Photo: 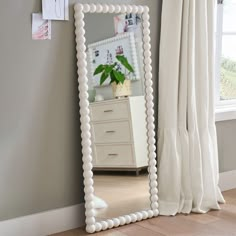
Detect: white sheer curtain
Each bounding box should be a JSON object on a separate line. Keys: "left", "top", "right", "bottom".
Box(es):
{"left": 158, "top": 0, "right": 225, "bottom": 215}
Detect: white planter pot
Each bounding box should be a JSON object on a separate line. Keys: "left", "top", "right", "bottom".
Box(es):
{"left": 111, "top": 80, "right": 132, "bottom": 98}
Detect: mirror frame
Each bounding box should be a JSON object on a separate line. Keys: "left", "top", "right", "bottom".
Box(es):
{"left": 74, "top": 3, "right": 158, "bottom": 233}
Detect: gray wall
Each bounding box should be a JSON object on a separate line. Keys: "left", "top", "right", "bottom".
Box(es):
{"left": 216, "top": 120, "right": 236, "bottom": 172}
{"left": 0, "top": 0, "right": 84, "bottom": 221}
{"left": 85, "top": 13, "right": 116, "bottom": 45}
{"left": 0, "top": 0, "right": 161, "bottom": 221}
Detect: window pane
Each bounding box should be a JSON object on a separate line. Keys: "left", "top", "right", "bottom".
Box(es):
{"left": 220, "top": 35, "right": 236, "bottom": 100}
{"left": 223, "top": 0, "right": 236, "bottom": 32}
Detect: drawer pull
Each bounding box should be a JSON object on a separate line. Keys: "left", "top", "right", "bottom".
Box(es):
{"left": 104, "top": 109, "right": 113, "bottom": 113}
{"left": 105, "top": 130, "right": 115, "bottom": 133}
{"left": 108, "top": 153, "right": 118, "bottom": 156}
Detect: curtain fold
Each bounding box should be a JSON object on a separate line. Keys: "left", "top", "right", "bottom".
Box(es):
{"left": 158, "top": 0, "right": 225, "bottom": 216}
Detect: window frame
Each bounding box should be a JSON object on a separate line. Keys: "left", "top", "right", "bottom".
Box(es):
{"left": 215, "top": 0, "right": 236, "bottom": 121}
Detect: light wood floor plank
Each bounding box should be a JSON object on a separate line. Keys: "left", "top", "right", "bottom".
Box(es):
{"left": 118, "top": 224, "right": 165, "bottom": 236}
{"left": 52, "top": 228, "right": 125, "bottom": 236}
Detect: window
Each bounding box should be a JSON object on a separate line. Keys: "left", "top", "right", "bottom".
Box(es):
{"left": 215, "top": 0, "right": 236, "bottom": 108}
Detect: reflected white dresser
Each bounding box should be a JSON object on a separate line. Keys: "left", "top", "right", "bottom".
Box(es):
{"left": 89, "top": 96, "right": 148, "bottom": 175}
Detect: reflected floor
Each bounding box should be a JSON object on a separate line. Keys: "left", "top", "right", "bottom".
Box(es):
{"left": 94, "top": 174, "right": 150, "bottom": 221}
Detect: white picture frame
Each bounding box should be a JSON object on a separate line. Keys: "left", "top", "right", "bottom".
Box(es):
{"left": 74, "top": 3, "right": 158, "bottom": 233}
{"left": 88, "top": 32, "right": 140, "bottom": 87}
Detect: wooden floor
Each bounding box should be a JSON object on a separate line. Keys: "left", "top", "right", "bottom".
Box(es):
{"left": 93, "top": 174, "right": 150, "bottom": 220}
{"left": 52, "top": 189, "right": 236, "bottom": 236}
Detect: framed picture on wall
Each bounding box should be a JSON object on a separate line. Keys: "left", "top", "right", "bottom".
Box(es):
{"left": 87, "top": 32, "right": 140, "bottom": 87}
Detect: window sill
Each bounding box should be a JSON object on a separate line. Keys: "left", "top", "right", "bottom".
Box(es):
{"left": 215, "top": 107, "right": 236, "bottom": 122}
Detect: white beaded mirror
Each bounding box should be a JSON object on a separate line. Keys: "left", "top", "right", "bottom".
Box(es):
{"left": 74, "top": 3, "right": 158, "bottom": 233}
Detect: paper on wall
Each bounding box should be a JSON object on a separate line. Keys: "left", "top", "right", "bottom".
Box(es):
{"left": 42, "top": 0, "right": 69, "bottom": 21}
{"left": 114, "top": 13, "right": 142, "bottom": 40}
{"left": 32, "top": 13, "right": 51, "bottom": 40}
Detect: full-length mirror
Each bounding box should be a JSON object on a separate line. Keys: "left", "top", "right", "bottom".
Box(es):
{"left": 85, "top": 11, "right": 148, "bottom": 221}
{"left": 74, "top": 4, "right": 158, "bottom": 233}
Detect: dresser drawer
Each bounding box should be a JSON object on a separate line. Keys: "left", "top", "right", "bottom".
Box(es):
{"left": 94, "top": 144, "right": 134, "bottom": 167}
{"left": 90, "top": 101, "right": 129, "bottom": 122}
{"left": 92, "top": 121, "right": 131, "bottom": 144}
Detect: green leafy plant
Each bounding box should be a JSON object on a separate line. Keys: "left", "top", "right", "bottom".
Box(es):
{"left": 93, "top": 55, "right": 134, "bottom": 86}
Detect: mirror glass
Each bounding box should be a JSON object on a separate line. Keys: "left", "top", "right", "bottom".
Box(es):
{"left": 84, "top": 12, "right": 150, "bottom": 221}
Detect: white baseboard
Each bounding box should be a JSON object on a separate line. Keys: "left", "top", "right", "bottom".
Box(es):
{"left": 219, "top": 170, "right": 236, "bottom": 192}
{"left": 0, "top": 203, "right": 85, "bottom": 236}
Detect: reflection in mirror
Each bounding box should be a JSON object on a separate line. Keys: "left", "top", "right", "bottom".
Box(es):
{"left": 84, "top": 12, "right": 149, "bottom": 221}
